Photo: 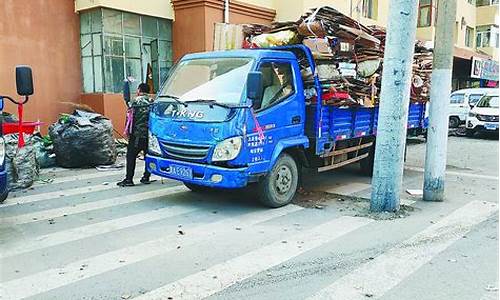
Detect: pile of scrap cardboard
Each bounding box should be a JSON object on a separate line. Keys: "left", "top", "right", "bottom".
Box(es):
{"left": 214, "top": 6, "right": 433, "bottom": 107}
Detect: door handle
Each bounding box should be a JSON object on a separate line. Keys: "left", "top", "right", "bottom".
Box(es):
{"left": 292, "top": 116, "right": 301, "bottom": 124}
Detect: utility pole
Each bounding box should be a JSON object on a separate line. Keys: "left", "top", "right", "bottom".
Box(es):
{"left": 370, "top": 0, "right": 419, "bottom": 212}
{"left": 423, "top": 0, "right": 457, "bottom": 201}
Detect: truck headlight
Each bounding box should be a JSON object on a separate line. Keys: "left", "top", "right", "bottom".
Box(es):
{"left": 212, "top": 137, "right": 242, "bottom": 162}
{"left": 148, "top": 131, "right": 162, "bottom": 155}
{"left": 0, "top": 137, "right": 4, "bottom": 166}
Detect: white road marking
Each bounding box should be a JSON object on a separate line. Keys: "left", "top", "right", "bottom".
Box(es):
{"left": 0, "top": 205, "right": 303, "bottom": 300}
{"left": 1, "top": 185, "right": 188, "bottom": 225}
{"left": 405, "top": 166, "right": 499, "bottom": 181}
{"left": 33, "top": 170, "right": 123, "bottom": 187}
{"left": 400, "top": 199, "right": 416, "bottom": 206}
{"left": 325, "top": 182, "right": 416, "bottom": 206}
{"left": 135, "top": 216, "right": 373, "bottom": 300}
{"left": 1, "top": 184, "right": 117, "bottom": 208}
{"left": 1, "top": 205, "right": 198, "bottom": 258}
{"left": 308, "top": 200, "right": 498, "bottom": 300}
{"left": 326, "top": 182, "right": 371, "bottom": 196}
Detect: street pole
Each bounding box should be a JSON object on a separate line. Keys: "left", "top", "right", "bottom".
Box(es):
{"left": 423, "top": 0, "right": 457, "bottom": 201}
{"left": 370, "top": 0, "right": 419, "bottom": 212}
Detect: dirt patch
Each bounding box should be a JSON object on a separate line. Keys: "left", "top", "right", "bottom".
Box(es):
{"left": 294, "top": 188, "right": 417, "bottom": 220}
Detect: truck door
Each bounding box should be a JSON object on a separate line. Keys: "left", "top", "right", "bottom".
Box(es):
{"left": 249, "top": 60, "right": 304, "bottom": 163}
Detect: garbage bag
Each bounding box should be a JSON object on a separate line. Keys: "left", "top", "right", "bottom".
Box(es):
{"left": 49, "top": 110, "right": 117, "bottom": 168}
{"left": 32, "top": 135, "right": 56, "bottom": 169}
{"left": 5, "top": 134, "right": 40, "bottom": 190}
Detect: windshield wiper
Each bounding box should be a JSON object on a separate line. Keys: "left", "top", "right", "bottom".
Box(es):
{"left": 157, "top": 94, "right": 188, "bottom": 107}
{"left": 184, "top": 99, "right": 250, "bottom": 109}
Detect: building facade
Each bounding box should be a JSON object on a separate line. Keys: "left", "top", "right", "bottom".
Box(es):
{"left": 0, "top": 0, "right": 498, "bottom": 133}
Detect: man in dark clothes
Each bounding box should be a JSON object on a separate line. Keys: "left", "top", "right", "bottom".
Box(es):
{"left": 117, "top": 83, "right": 152, "bottom": 187}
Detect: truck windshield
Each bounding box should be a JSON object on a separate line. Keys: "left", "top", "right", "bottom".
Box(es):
{"left": 159, "top": 57, "right": 254, "bottom": 105}
{"left": 476, "top": 95, "right": 499, "bottom": 108}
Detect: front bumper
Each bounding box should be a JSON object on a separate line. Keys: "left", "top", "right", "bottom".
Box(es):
{"left": 466, "top": 117, "right": 499, "bottom": 132}
{"left": 145, "top": 155, "right": 250, "bottom": 189}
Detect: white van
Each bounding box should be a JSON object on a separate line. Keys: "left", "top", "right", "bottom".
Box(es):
{"left": 466, "top": 93, "right": 499, "bottom": 136}
{"left": 449, "top": 88, "right": 497, "bottom": 127}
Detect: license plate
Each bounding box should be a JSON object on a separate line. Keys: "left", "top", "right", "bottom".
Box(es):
{"left": 485, "top": 123, "right": 498, "bottom": 130}
{"left": 169, "top": 164, "right": 193, "bottom": 179}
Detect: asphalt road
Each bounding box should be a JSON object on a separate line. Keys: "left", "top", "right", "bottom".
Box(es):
{"left": 0, "top": 135, "right": 498, "bottom": 300}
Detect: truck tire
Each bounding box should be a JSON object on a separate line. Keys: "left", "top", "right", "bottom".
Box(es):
{"left": 360, "top": 145, "right": 375, "bottom": 176}
{"left": 258, "top": 153, "right": 299, "bottom": 208}
{"left": 449, "top": 116, "right": 460, "bottom": 128}
{"left": 465, "top": 128, "right": 475, "bottom": 137}
{"left": 184, "top": 182, "right": 212, "bottom": 193}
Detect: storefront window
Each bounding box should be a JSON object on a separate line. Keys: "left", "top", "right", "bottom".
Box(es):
{"left": 79, "top": 8, "right": 173, "bottom": 94}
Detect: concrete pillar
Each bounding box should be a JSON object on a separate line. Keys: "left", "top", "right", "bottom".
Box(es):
{"left": 370, "top": 0, "right": 419, "bottom": 212}
{"left": 423, "top": 0, "right": 457, "bottom": 201}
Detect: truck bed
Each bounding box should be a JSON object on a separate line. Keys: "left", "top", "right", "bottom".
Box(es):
{"left": 306, "top": 102, "right": 427, "bottom": 154}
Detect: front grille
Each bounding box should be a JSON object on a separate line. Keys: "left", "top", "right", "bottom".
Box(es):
{"left": 161, "top": 141, "right": 211, "bottom": 161}
{"left": 477, "top": 115, "right": 499, "bottom": 122}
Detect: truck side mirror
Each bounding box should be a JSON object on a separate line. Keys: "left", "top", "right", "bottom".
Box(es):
{"left": 16, "top": 65, "right": 34, "bottom": 96}
{"left": 247, "top": 71, "right": 263, "bottom": 108}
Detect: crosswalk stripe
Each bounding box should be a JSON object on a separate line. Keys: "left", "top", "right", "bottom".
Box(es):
{"left": 0, "top": 204, "right": 303, "bottom": 300}
{"left": 2, "top": 184, "right": 117, "bottom": 208}
{"left": 1, "top": 185, "right": 188, "bottom": 225}
{"left": 307, "top": 200, "right": 498, "bottom": 300}
{"left": 1, "top": 205, "right": 199, "bottom": 258}
{"left": 135, "top": 216, "right": 373, "bottom": 300}
{"left": 33, "top": 170, "right": 123, "bottom": 187}
{"left": 405, "top": 166, "right": 499, "bottom": 181}
{"left": 326, "top": 182, "right": 371, "bottom": 196}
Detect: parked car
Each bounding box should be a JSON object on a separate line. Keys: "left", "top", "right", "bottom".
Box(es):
{"left": 466, "top": 94, "right": 499, "bottom": 136}
{"left": 449, "top": 88, "right": 496, "bottom": 128}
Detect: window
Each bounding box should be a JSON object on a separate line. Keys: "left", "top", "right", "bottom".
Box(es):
{"left": 418, "top": 0, "right": 433, "bottom": 27}
{"left": 476, "top": 25, "right": 495, "bottom": 48}
{"left": 362, "top": 0, "right": 377, "bottom": 20}
{"left": 476, "top": 95, "right": 499, "bottom": 108}
{"left": 476, "top": 0, "right": 499, "bottom": 6}
{"left": 465, "top": 26, "right": 474, "bottom": 48}
{"left": 450, "top": 94, "right": 465, "bottom": 104}
{"left": 79, "top": 8, "right": 173, "bottom": 94}
{"left": 468, "top": 94, "right": 483, "bottom": 105}
{"left": 468, "top": 0, "right": 476, "bottom": 4}
{"left": 255, "top": 62, "right": 295, "bottom": 111}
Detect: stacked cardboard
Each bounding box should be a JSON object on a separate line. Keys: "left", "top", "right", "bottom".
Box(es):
{"left": 213, "top": 5, "right": 433, "bottom": 107}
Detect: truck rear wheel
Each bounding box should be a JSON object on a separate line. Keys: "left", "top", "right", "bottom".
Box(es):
{"left": 258, "top": 153, "right": 299, "bottom": 208}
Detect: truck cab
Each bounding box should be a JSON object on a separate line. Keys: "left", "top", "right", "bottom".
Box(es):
{"left": 146, "top": 46, "right": 426, "bottom": 207}
{"left": 146, "top": 49, "right": 307, "bottom": 207}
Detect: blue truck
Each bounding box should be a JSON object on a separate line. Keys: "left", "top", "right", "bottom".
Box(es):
{"left": 0, "top": 66, "right": 35, "bottom": 202}
{"left": 146, "top": 45, "right": 427, "bottom": 207}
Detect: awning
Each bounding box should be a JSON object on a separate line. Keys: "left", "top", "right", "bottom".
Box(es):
{"left": 453, "top": 46, "right": 491, "bottom": 60}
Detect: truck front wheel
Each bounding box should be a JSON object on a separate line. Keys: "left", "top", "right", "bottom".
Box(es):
{"left": 258, "top": 154, "right": 299, "bottom": 208}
